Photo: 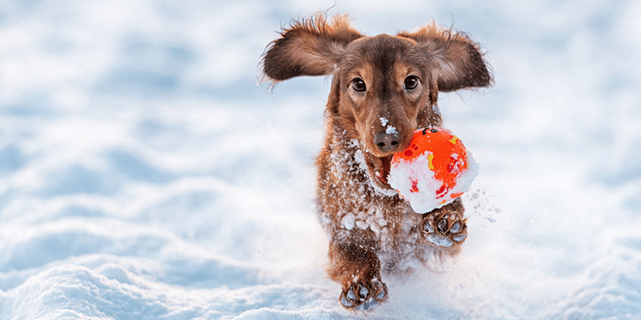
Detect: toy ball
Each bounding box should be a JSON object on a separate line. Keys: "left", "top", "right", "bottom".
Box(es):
{"left": 387, "top": 127, "right": 478, "bottom": 213}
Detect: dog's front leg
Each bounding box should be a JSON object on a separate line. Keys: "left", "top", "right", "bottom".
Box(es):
{"left": 327, "top": 229, "right": 388, "bottom": 311}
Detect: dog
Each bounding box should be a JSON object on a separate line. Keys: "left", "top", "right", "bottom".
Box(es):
{"left": 261, "top": 14, "right": 492, "bottom": 311}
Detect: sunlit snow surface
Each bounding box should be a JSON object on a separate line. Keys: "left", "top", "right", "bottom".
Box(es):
{"left": 1, "top": 0, "right": 641, "bottom": 319}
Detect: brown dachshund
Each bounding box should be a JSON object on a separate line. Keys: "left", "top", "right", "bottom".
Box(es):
{"left": 262, "top": 14, "right": 492, "bottom": 311}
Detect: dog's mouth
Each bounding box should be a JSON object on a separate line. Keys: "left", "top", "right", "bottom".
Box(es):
{"left": 364, "top": 153, "right": 394, "bottom": 190}
{"left": 375, "top": 155, "right": 393, "bottom": 185}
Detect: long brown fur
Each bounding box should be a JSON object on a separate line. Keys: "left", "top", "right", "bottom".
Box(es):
{"left": 262, "top": 14, "right": 492, "bottom": 311}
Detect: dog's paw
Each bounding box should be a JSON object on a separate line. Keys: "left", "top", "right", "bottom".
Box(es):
{"left": 421, "top": 210, "right": 467, "bottom": 248}
{"left": 339, "top": 277, "right": 387, "bottom": 311}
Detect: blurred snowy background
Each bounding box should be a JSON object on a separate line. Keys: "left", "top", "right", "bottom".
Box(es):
{"left": 1, "top": 0, "right": 640, "bottom": 319}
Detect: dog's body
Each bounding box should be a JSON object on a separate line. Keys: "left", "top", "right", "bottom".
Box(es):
{"left": 262, "top": 14, "right": 492, "bottom": 310}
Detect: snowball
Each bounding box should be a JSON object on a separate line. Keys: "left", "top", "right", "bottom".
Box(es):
{"left": 341, "top": 213, "right": 355, "bottom": 230}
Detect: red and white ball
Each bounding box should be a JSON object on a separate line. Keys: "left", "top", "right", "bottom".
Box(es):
{"left": 387, "top": 128, "right": 478, "bottom": 213}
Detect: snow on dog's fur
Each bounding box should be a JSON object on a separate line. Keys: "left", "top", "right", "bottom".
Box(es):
{"left": 262, "top": 14, "right": 492, "bottom": 311}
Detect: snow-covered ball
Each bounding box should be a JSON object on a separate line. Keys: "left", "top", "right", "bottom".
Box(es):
{"left": 388, "top": 128, "right": 478, "bottom": 213}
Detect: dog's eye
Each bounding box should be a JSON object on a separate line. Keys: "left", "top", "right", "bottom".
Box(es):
{"left": 404, "top": 76, "right": 419, "bottom": 90}
{"left": 351, "top": 78, "right": 366, "bottom": 92}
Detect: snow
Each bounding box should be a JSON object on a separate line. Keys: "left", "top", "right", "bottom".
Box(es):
{"left": 379, "top": 117, "right": 398, "bottom": 135}
{"left": 385, "top": 126, "right": 398, "bottom": 135}
{"left": 1, "top": 0, "right": 641, "bottom": 319}
{"left": 341, "top": 213, "right": 355, "bottom": 230}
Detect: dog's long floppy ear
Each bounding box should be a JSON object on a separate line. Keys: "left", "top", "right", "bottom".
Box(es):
{"left": 398, "top": 23, "right": 493, "bottom": 92}
{"left": 261, "top": 14, "right": 363, "bottom": 82}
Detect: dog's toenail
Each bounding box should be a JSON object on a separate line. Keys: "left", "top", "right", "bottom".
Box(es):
{"left": 437, "top": 218, "right": 448, "bottom": 233}
{"left": 340, "top": 295, "right": 354, "bottom": 307}
{"left": 346, "top": 289, "right": 356, "bottom": 300}
{"left": 450, "top": 221, "right": 461, "bottom": 233}
{"left": 359, "top": 286, "right": 369, "bottom": 299}
{"left": 423, "top": 221, "right": 434, "bottom": 233}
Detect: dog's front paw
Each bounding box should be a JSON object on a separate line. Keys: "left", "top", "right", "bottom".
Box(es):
{"left": 339, "top": 276, "right": 387, "bottom": 311}
{"left": 421, "top": 209, "right": 467, "bottom": 248}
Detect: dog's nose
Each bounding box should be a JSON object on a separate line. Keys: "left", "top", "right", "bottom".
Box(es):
{"left": 374, "top": 131, "right": 401, "bottom": 153}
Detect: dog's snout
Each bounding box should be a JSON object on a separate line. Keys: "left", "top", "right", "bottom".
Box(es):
{"left": 374, "top": 131, "right": 401, "bottom": 153}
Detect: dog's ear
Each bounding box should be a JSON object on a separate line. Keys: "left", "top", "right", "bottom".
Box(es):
{"left": 261, "top": 14, "right": 363, "bottom": 83}
{"left": 398, "top": 23, "right": 493, "bottom": 92}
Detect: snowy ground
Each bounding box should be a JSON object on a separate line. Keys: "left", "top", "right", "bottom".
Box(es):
{"left": 1, "top": 0, "right": 641, "bottom": 319}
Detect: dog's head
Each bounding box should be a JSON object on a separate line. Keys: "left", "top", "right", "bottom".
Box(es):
{"left": 262, "top": 14, "right": 492, "bottom": 192}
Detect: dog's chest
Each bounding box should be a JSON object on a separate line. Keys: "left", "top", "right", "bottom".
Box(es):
{"left": 318, "top": 137, "right": 431, "bottom": 269}
{"left": 342, "top": 197, "right": 422, "bottom": 244}
{"left": 328, "top": 197, "right": 427, "bottom": 272}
